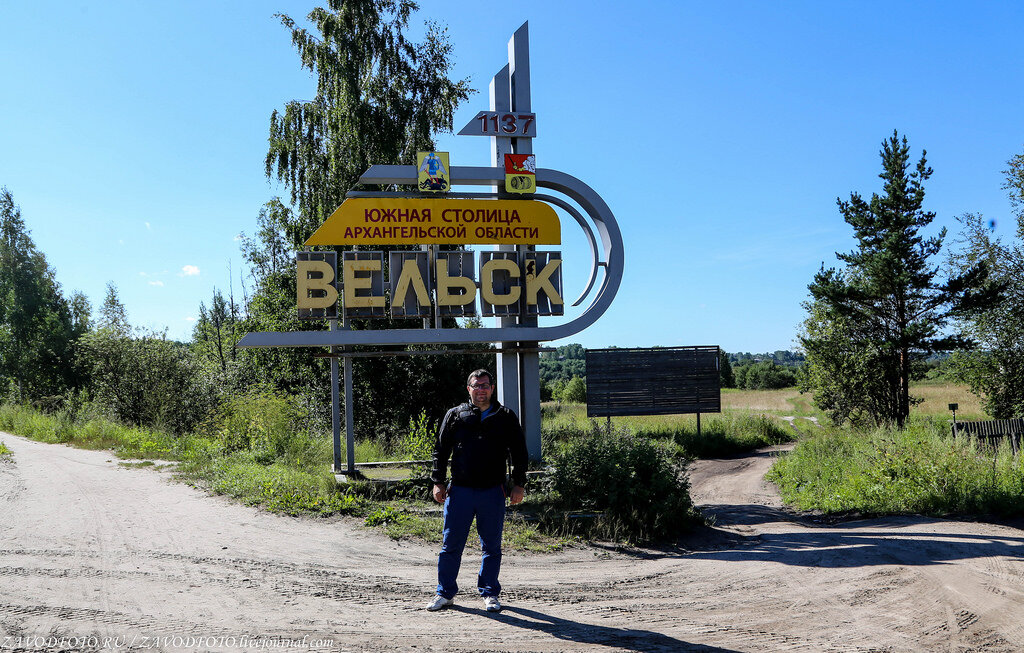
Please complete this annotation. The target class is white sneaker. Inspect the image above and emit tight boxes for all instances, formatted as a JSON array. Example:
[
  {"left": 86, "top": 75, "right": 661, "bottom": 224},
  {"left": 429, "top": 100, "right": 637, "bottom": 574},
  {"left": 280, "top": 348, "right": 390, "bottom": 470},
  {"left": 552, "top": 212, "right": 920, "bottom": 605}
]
[
  {"left": 483, "top": 596, "right": 501, "bottom": 612},
  {"left": 425, "top": 595, "right": 454, "bottom": 611}
]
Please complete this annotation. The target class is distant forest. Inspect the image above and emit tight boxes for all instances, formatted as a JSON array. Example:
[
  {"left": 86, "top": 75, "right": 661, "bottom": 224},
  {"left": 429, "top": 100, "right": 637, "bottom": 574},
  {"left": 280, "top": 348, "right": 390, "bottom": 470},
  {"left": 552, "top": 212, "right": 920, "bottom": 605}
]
[{"left": 539, "top": 345, "right": 808, "bottom": 392}]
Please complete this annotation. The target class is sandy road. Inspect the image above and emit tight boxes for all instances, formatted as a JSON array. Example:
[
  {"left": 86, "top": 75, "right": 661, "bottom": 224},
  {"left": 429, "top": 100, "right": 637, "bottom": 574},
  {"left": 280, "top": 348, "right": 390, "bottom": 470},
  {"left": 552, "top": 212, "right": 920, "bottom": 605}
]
[{"left": 1, "top": 432, "right": 1023, "bottom": 652}]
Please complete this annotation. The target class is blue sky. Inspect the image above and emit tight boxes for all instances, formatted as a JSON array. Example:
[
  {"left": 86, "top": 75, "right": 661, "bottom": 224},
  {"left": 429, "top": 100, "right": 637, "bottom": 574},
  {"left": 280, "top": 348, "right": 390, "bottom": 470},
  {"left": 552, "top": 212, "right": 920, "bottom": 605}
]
[{"left": 2, "top": 1, "right": 1022, "bottom": 353}]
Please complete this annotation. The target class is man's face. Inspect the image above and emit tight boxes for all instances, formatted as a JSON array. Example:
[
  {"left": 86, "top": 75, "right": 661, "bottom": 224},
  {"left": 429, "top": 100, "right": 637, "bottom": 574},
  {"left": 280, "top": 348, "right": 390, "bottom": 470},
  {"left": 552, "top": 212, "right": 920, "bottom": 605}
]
[{"left": 468, "top": 376, "right": 494, "bottom": 408}]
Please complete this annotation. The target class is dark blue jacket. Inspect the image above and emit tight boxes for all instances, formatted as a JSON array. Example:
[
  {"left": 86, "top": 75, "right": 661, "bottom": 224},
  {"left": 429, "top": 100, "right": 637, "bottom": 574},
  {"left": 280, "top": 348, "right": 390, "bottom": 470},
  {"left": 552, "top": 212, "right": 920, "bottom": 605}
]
[{"left": 430, "top": 399, "right": 528, "bottom": 489}]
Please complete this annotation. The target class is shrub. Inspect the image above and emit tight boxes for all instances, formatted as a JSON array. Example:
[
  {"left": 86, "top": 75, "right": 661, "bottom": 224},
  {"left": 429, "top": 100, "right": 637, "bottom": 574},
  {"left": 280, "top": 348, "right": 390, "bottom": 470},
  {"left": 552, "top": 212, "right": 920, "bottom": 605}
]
[
  {"left": 77, "top": 328, "right": 216, "bottom": 434},
  {"left": 211, "top": 389, "right": 307, "bottom": 464},
  {"left": 557, "top": 376, "right": 587, "bottom": 403},
  {"left": 401, "top": 410, "right": 436, "bottom": 462},
  {"left": 550, "top": 423, "right": 698, "bottom": 541}
]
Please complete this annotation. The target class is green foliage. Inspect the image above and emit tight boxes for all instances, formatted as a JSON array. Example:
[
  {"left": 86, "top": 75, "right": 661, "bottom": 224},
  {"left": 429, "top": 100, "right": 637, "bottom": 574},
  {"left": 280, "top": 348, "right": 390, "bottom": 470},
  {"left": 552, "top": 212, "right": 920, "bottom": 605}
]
[
  {"left": 542, "top": 403, "right": 793, "bottom": 459},
  {"left": 364, "top": 505, "right": 406, "bottom": 527},
  {"left": 187, "top": 449, "right": 361, "bottom": 517},
  {"left": 97, "top": 282, "right": 129, "bottom": 335},
  {"left": 267, "top": 0, "right": 472, "bottom": 234},
  {"left": 237, "top": 4, "right": 481, "bottom": 443},
  {"left": 211, "top": 390, "right": 309, "bottom": 465},
  {"left": 802, "top": 132, "right": 996, "bottom": 428},
  {"left": 191, "top": 286, "right": 246, "bottom": 392},
  {"left": 549, "top": 423, "right": 698, "bottom": 541},
  {"left": 77, "top": 326, "right": 216, "bottom": 434},
  {"left": 719, "top": 350, "right": 735, "bottom": 388},
  {"left": 769, "top": 419, "right": 1024, "bottom": 516},
  {"left": 733, "top": 360, "right": 797, "bottom": 390},
  {"left": 0, "top": 441, "right": 11, "bottom": 458},
  {"left": 539, "top": 343, "right": 587, "bottom": 384},
  {"left": 947, "top": 150, "right": 1024, "bottom": 418},
  {"left": 0, "top": 401, "right": 183, "bottom": 459},
  {"left": 668, "top": 413, "right": 792, "bottom": 459},
  {"left": 400, "top": 409, "right": 436, "bottom": 461},
  {"left": 556, "top": 375, "right": 587, "bottom": 403},
  {"left": 0, "top": 188, "right": 88, "bottom": 400}
]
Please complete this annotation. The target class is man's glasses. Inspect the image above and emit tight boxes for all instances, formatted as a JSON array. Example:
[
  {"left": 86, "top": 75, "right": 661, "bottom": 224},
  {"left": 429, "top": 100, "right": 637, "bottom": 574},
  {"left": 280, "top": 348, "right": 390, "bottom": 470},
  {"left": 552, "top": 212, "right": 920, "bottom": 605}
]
[{"left": 469, "top": 383, "right": 492, "bottom": 390}]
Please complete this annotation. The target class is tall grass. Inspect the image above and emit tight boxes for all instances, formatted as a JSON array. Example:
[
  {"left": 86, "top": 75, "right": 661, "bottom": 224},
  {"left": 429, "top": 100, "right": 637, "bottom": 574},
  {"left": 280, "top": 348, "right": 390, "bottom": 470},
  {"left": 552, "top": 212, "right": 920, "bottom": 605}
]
[
  {"left": 541, "top": 402, "right": 793, "bottom": 459},
  {"left": 0, "top": 402, "right": 183, "bottom": 458},
  {"left": 768, "top": 417, "right": 1024, "bottom": 517}
]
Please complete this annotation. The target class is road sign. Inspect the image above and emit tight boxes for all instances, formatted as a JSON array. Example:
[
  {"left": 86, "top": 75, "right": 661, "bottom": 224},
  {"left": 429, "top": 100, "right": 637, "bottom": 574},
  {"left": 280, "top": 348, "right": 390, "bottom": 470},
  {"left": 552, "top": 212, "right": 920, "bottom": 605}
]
[
  {"left": 458, "top": 111, "right": 537, "bottom": 137},
  {"left": 304, "top": 197, "right": 561, "bottom": 246}
]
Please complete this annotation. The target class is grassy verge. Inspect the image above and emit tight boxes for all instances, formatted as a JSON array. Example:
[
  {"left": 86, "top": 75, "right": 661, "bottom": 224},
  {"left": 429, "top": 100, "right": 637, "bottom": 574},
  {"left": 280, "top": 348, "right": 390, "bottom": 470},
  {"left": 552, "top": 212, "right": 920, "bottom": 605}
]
[
  {"left": 542, "top": 402, "right": 794, "bottom": 459},
  {"left": 767, "top": 416, "right": 1024, "bottom": 517},
  {"left": 0, "top": 440, "right": 11, "bottom": 458},
  {"left": 0, "top": 400, "right": 570, "bottom": 550}
]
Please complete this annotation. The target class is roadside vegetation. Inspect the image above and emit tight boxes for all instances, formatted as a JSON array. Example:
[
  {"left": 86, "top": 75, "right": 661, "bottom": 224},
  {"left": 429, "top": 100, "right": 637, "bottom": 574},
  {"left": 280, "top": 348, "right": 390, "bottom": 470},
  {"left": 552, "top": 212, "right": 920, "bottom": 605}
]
[
  {"left": 768, "top": 417, "right": 1024, "bottom": 518},
  {"left": 0, "top": 392, "right": 739, "bottom": 546},
  {"left": 0, "top": 440, "right": 11, "bottom": 458}
]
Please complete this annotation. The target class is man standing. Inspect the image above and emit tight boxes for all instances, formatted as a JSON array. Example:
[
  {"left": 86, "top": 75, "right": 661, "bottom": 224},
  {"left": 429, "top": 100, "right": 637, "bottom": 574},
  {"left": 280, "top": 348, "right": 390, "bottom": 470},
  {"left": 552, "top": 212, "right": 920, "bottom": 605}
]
[{"left": 425, "top": 369, "right": 528, "bottom": 613}]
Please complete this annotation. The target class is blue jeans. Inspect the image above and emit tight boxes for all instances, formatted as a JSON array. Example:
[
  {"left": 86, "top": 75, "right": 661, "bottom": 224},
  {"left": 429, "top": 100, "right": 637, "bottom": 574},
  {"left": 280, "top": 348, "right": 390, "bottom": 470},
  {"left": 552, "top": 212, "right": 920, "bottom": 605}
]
[{"left": 436, "top": 484, "right": 505, "bottom": 599}]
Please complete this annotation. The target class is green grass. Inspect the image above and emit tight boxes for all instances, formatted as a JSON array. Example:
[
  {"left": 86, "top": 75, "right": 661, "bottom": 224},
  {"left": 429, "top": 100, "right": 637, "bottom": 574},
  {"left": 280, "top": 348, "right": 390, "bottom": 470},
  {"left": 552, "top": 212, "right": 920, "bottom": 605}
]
[
  {"left": 541, "top": 402, "right": 793, "bottom": 459},
  {"left": 0, "top": 400, "right": 571, "bottom": 548},
  {"left": 5, "top": 381, "right": 991, "bottom": 544},
  {"left": 0, "top": 440, "right": 11, "bottom": 458},
  {"left": 768, "top": 416, "right": 1024, "bottom": 517}
]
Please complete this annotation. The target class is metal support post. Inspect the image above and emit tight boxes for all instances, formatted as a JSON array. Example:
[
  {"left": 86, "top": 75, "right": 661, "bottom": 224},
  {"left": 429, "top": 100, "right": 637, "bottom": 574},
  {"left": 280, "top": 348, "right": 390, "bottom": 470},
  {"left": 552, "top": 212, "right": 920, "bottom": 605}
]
[
  {"left": 344, "top": 351, "right": 355, "bottom": 475},
  {"left": 330, "top": 319, "right": 342, "bottom": 473},
  {"left": 490, "top": 59, "right": 522, "bottom": 425},
  {"left": 508, "top": 22, "right": 542, "bottom": 461},
  {"left": 331, "top": 316, "right": 357, "bottom": 479}
]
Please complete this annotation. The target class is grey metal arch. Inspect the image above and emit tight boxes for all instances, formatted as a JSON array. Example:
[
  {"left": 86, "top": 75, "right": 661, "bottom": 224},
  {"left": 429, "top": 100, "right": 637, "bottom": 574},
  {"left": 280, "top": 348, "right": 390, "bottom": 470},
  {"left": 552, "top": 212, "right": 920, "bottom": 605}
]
[{"left": 235, "top": 164, "right": 623, "bottom": 348}]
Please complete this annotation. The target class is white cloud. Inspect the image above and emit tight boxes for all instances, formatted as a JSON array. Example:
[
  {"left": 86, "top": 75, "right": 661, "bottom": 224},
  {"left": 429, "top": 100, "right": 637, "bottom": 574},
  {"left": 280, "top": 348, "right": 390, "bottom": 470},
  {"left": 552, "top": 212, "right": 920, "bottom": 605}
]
[
  {"left": 184, "top": 316, "right": 197, "bottom": 323},
  {"left": 139, "top": 271, "right": 148, "bottom": 276},
  {"left": 148, "top": 280, "right": 164, "bottom": 287},
  {"left": 180, "top": 265, "right": 200, "bottom": 277},
  {"left": 145, "top": 222, "right": 152, "bottom": 231}
]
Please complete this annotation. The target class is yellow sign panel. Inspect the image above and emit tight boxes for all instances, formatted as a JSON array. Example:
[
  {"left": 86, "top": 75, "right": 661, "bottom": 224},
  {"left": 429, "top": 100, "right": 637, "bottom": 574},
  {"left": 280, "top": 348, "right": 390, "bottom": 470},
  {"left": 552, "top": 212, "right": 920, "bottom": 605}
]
[
  {"left": 417, "top": 151, "right": 449, "bottom": 192},
  {"left": 305, "top": 198, "right": 561, "bottom": 246}
]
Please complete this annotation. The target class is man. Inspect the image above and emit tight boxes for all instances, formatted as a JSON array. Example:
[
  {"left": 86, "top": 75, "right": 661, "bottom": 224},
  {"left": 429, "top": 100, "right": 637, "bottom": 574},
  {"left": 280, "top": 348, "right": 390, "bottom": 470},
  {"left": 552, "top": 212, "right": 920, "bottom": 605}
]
[{"left": 425, "top": 369, "right": 528, "bottom": 613}]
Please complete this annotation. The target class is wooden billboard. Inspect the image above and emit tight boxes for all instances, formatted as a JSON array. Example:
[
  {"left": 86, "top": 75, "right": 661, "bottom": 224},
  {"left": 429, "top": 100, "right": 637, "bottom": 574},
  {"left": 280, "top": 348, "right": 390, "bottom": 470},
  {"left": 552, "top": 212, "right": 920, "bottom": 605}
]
[{"left": 585, "top": 346, "right": 721, "bottom": 418}]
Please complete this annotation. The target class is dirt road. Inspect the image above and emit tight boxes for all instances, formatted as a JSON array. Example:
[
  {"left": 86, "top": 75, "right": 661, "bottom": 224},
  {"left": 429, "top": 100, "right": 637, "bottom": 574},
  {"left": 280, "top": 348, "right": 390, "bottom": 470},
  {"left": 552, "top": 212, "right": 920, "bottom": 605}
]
[{"left": 2, "top": 433, "right": 1023, "bottom": 652}]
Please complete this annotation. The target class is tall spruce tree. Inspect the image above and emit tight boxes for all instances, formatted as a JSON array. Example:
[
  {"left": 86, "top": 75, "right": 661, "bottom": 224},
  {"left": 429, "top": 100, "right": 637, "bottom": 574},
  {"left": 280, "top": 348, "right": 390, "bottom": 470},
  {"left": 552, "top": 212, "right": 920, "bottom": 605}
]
[
  {"left": 0, "top": 188, "right": 86, "bottom": 399},
  {"left": 802, "top": 132, "right": 993, "bottom": 428}
]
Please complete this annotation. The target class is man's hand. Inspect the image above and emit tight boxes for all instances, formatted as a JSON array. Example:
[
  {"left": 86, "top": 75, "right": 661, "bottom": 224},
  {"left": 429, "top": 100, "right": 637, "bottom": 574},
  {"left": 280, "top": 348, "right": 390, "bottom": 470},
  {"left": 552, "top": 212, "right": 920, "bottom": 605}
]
[
  {"left": 509, "top": 485, "right": 525, "bottom": 505},
  {"left": 432, "top": 483, "right": 447, "bottom": 504}
]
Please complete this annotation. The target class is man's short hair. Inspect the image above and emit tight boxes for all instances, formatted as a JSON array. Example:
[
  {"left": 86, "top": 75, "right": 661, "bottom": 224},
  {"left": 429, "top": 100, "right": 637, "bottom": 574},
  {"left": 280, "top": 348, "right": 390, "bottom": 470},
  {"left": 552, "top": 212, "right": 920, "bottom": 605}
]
[{"left": 467, "top": 369, "right": 493, "bottom": 386}]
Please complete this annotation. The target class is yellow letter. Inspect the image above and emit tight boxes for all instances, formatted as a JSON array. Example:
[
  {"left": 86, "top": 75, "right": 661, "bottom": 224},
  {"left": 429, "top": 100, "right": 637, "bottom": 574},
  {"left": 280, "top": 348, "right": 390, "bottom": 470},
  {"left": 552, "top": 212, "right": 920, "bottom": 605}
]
[
  {"left": 436, "top": 260, "right": 477, "bottom": 306},
  {"left": 393, "top": 259, "right": 431, "bottom": 308},
  {"left": 343, "top": 259, "right": 385, "bottom": 308},
  {"left": 480, "top": 258, "right": 521, "bottom": 306},
  {"left": 526, "top": 259, "right": 563, "bottom": 306},
  {"left": 296, "top": 260, "right": 339, "bottom": 309}
]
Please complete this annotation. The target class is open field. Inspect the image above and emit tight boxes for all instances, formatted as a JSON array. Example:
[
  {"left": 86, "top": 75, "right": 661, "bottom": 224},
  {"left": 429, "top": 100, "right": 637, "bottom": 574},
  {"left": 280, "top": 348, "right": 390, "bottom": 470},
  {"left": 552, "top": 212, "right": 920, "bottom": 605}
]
[{"left": 720, "top": 381, "right": 987, "bottom": 421}]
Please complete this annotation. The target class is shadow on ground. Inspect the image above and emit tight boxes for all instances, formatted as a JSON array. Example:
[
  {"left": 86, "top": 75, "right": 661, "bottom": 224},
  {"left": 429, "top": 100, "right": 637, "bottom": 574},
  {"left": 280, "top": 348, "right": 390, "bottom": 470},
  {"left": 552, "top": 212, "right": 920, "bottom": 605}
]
[{"left": 450, "top": 604, "right": 740, "bottom": 653}]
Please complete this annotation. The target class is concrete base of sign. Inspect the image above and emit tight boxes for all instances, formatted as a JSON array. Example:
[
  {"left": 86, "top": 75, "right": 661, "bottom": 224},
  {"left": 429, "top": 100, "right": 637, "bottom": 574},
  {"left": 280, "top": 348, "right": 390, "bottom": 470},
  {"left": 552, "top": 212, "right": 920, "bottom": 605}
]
[{"left": 332, "top": 468, "right": 366, "bottom": 485}]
